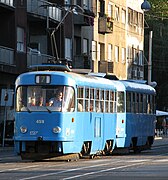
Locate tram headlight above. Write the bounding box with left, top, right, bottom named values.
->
left=20, top=126, right=27, bottom=134
left=53, top=126, right=61, bottom=133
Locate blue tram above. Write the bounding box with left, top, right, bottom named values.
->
left=115, top=80, right=156, bottom=153
left=14, top=65, right=156, bottom=160
left=14, top=65, right=119, bottom=160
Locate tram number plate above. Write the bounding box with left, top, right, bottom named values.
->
left=36, top=120, right=44, bottom=124
left=30, top=131, right=38, bottom=135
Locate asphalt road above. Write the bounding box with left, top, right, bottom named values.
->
left=0, top=137, right=168, bottom=180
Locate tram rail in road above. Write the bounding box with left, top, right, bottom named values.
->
left=0, top=145, right=168, bottom=180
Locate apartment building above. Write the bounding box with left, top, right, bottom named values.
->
left=92, top=0, right=144, bottom=80
left=0, top=0, right=145, bottom=143
left=0, top=0, right=94, bottom=143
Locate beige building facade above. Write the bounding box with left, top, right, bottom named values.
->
left=92, top=0, right=144, bottom=80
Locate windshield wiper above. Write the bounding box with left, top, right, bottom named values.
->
left=26, top=107, right=31, bottom=113
left=46, top=107, right=52, bottom=113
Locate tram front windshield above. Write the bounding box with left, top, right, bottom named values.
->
left=16, top=85, right=75, bottom=112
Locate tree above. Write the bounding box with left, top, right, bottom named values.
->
left=147, top=0, right=168, bottom=19
left=144, top=0, right=168, bottom=110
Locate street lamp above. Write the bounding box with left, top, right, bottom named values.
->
left=141, top=0, right=156, bottom=87
left=141, top=0, right=151, bottom=12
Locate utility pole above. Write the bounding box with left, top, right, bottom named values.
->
left=148, top=30, right=153, bottom=84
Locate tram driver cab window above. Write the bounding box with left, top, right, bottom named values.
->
left=48, top=86, right=75, bottom=112
left=49, top=91, right=63, bottom=109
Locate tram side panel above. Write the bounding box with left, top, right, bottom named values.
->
left=125, top=113, right=155, bottom=148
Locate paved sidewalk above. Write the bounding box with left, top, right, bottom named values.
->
left=0, top=146, right=14, bottom=152
left=153, top=136, right=168, bottom=147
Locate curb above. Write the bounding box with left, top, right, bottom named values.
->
left=0, top=147, right=14, bottom=152
left=154, top=136, right=163, bottom=140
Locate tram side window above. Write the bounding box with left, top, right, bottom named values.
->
left=105, top=90, right=110, bottom=113
left=139, top=94, right=143, bottom=113
left=153, top=95, right=156, bottom=114
left=147, top=94, right=153, bottom=114
left=126, top=92, right=131, bottom=112
left=117, top=92, right=125, bottom=113
left=147, top=95, right=150, bottom=114
left=135, top=93, right=139, bottom=113
left=95, top=89, right=100, bottom=112
left=132, top=93, right=135, bottom=113
left=110, top=91, right=116, bottom=113
left=85, top=88, right=90, bottom=112
left=151, top=95, right=155, bottom=114
left=90, top=88, right=95, bottom=112
left=143, top=94, right=147, bottom=114
left=100, top=90, right=104, bottom=112
left=77, top=87, right=84, bottom=112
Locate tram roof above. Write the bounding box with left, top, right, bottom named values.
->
left=16, top=70, right=120, bottom=90
left=120, top=80, right=156, bottom=94
left=18, top=65, right=153, bottom=93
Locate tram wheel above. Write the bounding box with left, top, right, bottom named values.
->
left=133, top=147, right=141, bottom=154
left=104, top=140, right=113, bottom=155
left=81, top=141, right=91, bottom=156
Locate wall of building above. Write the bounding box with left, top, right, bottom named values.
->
left=92, top=0, right=144, bottom=80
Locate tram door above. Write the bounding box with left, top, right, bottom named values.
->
left=91, top=113, right=104, bottom=152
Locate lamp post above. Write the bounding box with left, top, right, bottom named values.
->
left=141, top=0, right=151, bottom=12
left=141, top=0, right=154, bottom=86
left=148, top=30, right=153, bottom=85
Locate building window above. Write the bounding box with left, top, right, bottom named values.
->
left=133, top=48, right=137, bottom=64
left=99, top=0, right=105, bottom=17
left=121, top=9, right=126, bottom=24
left=115, top=46, right=119, bottom=62
left=17, top=27, right=25, bottom=52
left=92, top=41, right=97, bottom=61
left=98, top=43, right=100, bottom=61
left=134, top=11, right=138, bottom=25
left=108, top=3, right=113, bottom=18
left=139, top=13, right=143, bottom=28
left=92, top=0, right=97, bottom=15
left=83, top=0, right=89, bottom=9
left=127, top=46, right=133, bottom=63
left=122, top=47, right=126, bottom=63
left=83, top=38, right=88, bottom=54
left=139, top=50, right=143, bottom=66
left=73, top=0, right=77, bottom=5
left=100, top=43, right=105, bottom=61
left=75, top=37, right=81, bottom=55
left=64, top=0, right=70, bottom=5
left=108, top=44, right=113, bottom=62
left=115, top=6, right=119, bottom=21
left=128, top=8, right=133, bottom=24
left=65, top=38, right=72, bottom=60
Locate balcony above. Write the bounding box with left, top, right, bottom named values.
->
left=0, top=46, right=14, bottom=65
left=0, top=0, right=14, bottom=7
left=27, top=0, right=62, bottom=22
left=73, top=9, right=95, bottom=26
left=98, top=17, right=113, bottom=34
left=73, top=14, right=94, bottom=26
left=27, top=52, right=53, bottom=67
